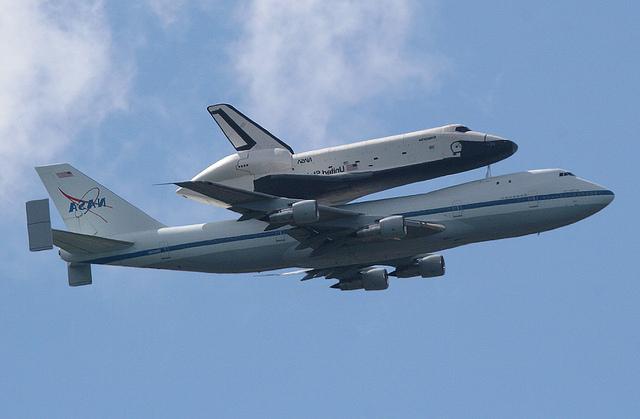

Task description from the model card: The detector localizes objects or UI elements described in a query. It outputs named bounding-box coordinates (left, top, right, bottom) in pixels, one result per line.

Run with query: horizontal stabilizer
left=52, top=229, right=134, bottom=254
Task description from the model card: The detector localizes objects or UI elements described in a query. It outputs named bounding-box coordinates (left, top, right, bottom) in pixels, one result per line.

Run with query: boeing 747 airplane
left=27, top=164, right=613, bottom=290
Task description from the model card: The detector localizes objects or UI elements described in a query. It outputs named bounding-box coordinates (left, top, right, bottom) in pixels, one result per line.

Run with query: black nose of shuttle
left=458, top=137, right=518, bottom=166
left=494, top=139, right=518, bottom=158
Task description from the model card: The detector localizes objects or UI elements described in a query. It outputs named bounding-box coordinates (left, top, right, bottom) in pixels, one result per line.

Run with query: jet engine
left=362, top=268, right=389, bottom=290
left=391, top=254, right=445, bottom=278
left=268, top=200, right=319, bottom=225
left=355, top=215, right=407, bottom=240
left=417, top=255, right=445, bottom=277
left=331, top=267, right=390, bottom=291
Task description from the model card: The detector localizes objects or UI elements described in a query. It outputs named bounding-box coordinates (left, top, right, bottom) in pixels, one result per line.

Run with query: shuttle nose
left=454, top=133, right=518, bottom=170
left=466, top=136, right=518, bottom=163
left=485, top=135, right=518, bottom=156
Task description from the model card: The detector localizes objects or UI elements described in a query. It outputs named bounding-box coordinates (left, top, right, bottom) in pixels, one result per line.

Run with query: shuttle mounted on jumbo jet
left=177, top=104, right=518, bottom=206
left=27, top=164, right=612, bottom=290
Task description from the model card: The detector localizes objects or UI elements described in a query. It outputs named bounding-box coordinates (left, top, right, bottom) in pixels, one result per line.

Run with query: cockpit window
left=454, top=126, right=471, bottom=133
left=559, top=172, right=575, bottom=177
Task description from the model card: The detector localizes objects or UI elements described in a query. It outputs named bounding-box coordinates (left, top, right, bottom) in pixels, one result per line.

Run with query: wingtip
left=153, top=182, right=184, bottom=186
left=207, top=103, right=234, bottom=112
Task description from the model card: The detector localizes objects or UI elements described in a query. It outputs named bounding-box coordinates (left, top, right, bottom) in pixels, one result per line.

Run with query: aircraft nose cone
left=488, top=138, right=518, bottom=160
left=601, top=189, right=615, bottom=207
left=484, top=135, right=518, bottom=157
left=454, top=135, right=518, bottom=168
left=586, top=185, right=614, bottom=213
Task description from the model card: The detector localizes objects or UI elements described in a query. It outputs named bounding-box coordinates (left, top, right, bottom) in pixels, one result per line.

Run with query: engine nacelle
left=391, top=254, right=445, bottom=278
left=362, top=268, right=389, bottom=291
left=356, top=215, right=407, bottom=239
left=417, top=255, right=445, bottom=278
left=331, top=268, right=389, bottom=291
left=380, top=216, right=406, bottom=239
left=268, top=200, right=319, bottom=225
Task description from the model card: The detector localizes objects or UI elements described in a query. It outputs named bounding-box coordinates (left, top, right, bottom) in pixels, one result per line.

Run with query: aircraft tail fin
left=35, top=163, right=165, bottom=238
left=207, top=103, right=294, bottom=154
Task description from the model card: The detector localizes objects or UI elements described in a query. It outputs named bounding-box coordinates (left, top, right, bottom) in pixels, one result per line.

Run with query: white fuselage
left=181, top=124, right=516, bottom=205
left=62, top=169, right=614, bottom=275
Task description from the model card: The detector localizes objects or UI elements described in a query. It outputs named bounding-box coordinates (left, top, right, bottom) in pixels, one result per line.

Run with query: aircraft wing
left=281, top=252, right=441, bottom=290
left=259, top=264, right=384, bottom=290
left=175, top=180, right=444, bottom=249
left=298, top=264, right=373, bottom=282
left=296, top=252, right=431, bottom=281
left=174, top=180, right=294, bottom=213
left=174, top=180, right=359, bottom=222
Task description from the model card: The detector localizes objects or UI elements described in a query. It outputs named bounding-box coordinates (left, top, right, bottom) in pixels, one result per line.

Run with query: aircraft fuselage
left=65, top=169, right=613, bottom=275
left=181, top=125, right=517, bottom=205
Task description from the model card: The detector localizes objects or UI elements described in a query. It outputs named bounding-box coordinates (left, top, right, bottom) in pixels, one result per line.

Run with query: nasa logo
left=297, top=157, right=313, bottom=164
left=58, top=187, right=111, bottom=222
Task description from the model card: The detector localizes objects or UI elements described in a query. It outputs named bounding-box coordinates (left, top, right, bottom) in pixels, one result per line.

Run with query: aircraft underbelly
left=104, top=192, right=607, bottom=276
left=147, top=213, right=537, bottom=273
left=254, top=151, right=507, bottom=204
left=148, top=241, right=293, bottom=273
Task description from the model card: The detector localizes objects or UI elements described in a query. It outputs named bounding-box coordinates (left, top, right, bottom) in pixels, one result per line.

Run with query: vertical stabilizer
left=35, top=164, right=164, bottom=237
left=207, top=104, right=294, bottom=153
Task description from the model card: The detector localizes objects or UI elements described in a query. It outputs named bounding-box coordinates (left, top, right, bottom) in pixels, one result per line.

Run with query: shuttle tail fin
left=35, top=163, right=165, bottom=238
left=207, top=103, right=294, bottom=154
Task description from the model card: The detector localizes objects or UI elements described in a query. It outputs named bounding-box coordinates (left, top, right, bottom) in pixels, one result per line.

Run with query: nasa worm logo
left=58, top=187, right=111, bottom=222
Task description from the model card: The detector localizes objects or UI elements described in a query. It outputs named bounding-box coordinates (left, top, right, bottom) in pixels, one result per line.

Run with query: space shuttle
left=178, top=104, right=518, bottom=206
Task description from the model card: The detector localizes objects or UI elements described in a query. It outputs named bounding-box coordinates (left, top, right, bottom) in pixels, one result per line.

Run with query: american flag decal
left=56, top=171, right=74, bottom=178
left=345, top=163, right=358, bottom=171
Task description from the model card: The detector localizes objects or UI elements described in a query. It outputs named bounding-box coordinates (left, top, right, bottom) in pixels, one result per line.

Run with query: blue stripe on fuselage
left=83, top=190, right=614, bottom=265
left=402, top=189, right=613, bottom=218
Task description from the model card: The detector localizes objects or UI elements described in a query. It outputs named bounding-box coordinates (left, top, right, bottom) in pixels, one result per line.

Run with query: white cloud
left=0, top=0, right=130, bottom=202
left=233, top=0, right=445, bottom=147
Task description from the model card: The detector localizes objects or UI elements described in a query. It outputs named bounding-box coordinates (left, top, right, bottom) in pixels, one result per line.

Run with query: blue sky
left=1, top=1, right=639, bottom=417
